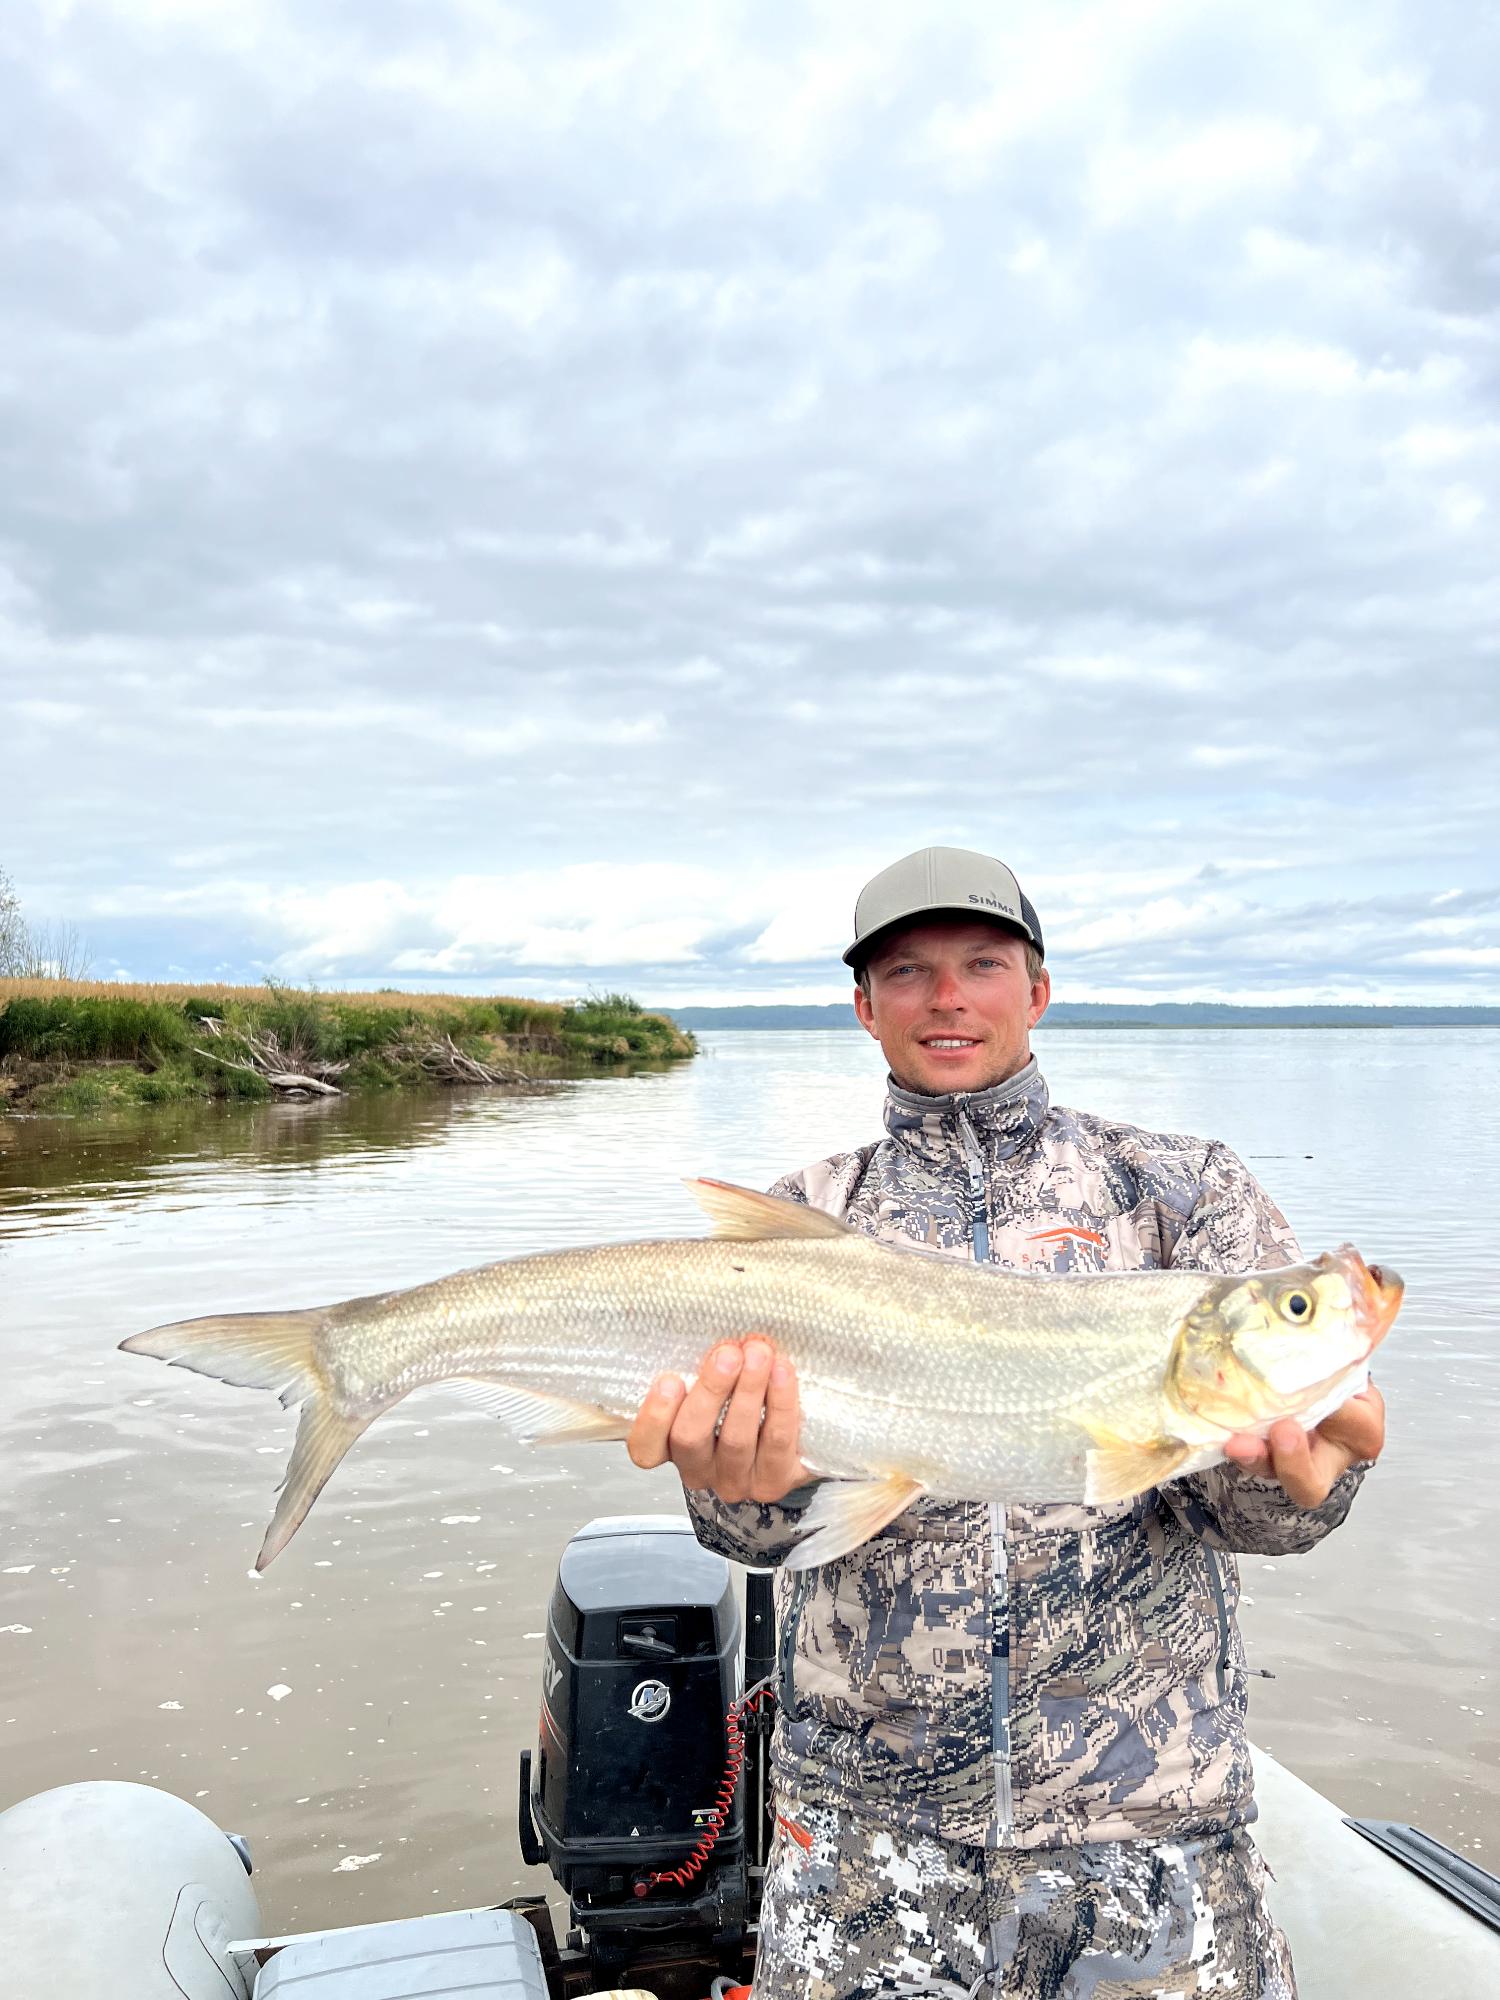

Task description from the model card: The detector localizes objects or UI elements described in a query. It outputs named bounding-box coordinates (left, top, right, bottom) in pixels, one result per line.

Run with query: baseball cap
left=843, top=846, right=1044, bottom=969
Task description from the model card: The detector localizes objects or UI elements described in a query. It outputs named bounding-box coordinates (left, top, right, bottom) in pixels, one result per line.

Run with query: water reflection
left=0, top=1087, right=520, bottom=1233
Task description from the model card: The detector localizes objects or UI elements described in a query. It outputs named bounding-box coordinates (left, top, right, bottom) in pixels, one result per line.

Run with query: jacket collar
left=884, top=1056, right=1050, bottom=1164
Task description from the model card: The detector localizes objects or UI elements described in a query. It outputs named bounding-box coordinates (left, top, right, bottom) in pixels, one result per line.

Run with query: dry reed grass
left=0, top=977, right=566, bottom=1018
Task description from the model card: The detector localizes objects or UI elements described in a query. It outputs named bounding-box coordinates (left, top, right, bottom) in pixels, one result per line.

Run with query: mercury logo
left=628, top=1678, right=671, bottom=1723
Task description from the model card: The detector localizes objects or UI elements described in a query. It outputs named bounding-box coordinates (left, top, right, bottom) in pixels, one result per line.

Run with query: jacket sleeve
left=682, top=1482, right=821, bottom=1567
left=1159, top=1140, right=1371, bottom=1556
left=680, top=1166, right=825, bottom=1569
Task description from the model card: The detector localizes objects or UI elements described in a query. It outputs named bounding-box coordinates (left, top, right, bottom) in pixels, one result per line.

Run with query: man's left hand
left=1221, top=1382, right=1386, bottom=1507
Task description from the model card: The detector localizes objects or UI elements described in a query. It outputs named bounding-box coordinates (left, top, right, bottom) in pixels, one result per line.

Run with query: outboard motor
left=519, top=1515, right=762, bottom=1979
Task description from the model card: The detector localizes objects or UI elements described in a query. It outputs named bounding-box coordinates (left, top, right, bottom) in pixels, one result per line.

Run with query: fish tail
left=256, top=1395, right=373, bottom=1571
left=120, top=1305, right=373, bottom=1569
left=121, top=1305, right=329, bottom=1409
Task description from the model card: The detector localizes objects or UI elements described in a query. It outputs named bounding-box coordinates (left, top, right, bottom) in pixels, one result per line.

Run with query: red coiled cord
left=634, top=1685, right=770, bottom=1896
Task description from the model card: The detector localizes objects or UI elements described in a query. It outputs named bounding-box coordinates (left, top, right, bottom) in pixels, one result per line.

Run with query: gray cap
left=843, top=846, right=1044, bottom=969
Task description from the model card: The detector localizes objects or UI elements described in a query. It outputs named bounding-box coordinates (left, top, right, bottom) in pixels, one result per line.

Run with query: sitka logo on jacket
left=1023, top=1224, right=1108, bottom=1272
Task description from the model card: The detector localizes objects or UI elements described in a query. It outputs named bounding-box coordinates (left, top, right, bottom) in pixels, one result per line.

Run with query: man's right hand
left=626, top=1337, right=810, bottom=1505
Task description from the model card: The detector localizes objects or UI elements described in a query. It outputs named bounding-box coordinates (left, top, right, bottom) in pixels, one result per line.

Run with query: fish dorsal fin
left=684, top=1178, right=855, bottom=1242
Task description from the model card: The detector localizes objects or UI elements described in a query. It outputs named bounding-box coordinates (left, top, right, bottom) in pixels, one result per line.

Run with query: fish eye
left=1279, top=1288, right=1313, bottom=1321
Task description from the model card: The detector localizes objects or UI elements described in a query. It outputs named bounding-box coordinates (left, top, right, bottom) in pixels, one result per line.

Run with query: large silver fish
left=120, top=1178, right=1402, bottom=1572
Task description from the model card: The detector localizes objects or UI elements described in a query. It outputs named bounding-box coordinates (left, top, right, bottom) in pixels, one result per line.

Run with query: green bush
left=0, top=995, right=193, bottom=1062
left=344, top=1051, right=404, bottom=1090
left=29, top=1069, right=128, bottom=1113
left=221, top=1066, right=273, bottom=1102
left=559, top=994, right=693, bottom=1062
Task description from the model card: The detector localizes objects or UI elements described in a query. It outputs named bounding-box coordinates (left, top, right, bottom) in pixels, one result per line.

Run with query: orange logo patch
left=775, top=1809, right=813, bottom=1851
left=1027, top=1226, right=1107, bottom=1248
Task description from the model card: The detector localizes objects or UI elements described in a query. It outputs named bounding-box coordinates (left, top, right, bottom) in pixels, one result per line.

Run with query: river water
left=1, top=1028, right=1496, bottom=1930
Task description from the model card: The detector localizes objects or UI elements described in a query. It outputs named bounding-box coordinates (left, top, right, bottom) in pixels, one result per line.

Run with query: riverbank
left=0, top=981, right=695, bottom=1114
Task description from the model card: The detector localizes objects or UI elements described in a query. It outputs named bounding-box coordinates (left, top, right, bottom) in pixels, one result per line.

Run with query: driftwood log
left=193, top=1018, right=348, bottom=1097
left=192, top=1019, right=527, bottom=1095
left=192, top=1052, right=343, bottom=1097
left=398, top=1032, right=526, bottom=1086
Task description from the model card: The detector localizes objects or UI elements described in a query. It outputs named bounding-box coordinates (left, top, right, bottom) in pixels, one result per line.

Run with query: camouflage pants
left=753, top=1803, right=1296, bottom=2000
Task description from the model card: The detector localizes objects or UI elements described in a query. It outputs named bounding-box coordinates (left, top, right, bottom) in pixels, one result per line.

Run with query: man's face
left=852, top=917, right=1051, bottom=1097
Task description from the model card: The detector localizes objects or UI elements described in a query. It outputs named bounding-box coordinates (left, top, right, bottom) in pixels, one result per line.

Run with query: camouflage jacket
left=686, top=1058, right=1368, bottom=1850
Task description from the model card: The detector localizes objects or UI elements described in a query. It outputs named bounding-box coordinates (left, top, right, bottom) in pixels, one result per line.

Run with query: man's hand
left=1221, top=1382, right=1386, bottom=1507
left=626, top=1337, right=809, bottom=1504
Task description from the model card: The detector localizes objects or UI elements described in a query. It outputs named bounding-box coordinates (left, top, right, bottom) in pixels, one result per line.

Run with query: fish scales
left=319, top=1236, right=1199, bottom=1443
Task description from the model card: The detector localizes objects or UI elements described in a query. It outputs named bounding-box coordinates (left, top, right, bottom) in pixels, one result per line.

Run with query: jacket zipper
left=959, top=1108, right=1009, bottom=1837
left=989, top=1501, right=1015, bottom=1842
left=956, top=1107, right=990, bottom=1265
left=1204, top=1547, right=1232, bottom=1701
left=776, top=1570, right=813, bottom=1715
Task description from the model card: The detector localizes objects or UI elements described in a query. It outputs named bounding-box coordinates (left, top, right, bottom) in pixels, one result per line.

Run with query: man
left=628, top=846, right=1384, bottom=1999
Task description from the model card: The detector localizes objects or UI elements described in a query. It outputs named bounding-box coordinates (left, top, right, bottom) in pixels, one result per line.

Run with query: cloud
left=55, top=861, right=1500, bottom=1008
left=0, top=0, right=1495, bottom=1003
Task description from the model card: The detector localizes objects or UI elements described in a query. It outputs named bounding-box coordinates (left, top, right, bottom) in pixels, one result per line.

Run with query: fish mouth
left=1325, top=1245, right=1404, bottom=1356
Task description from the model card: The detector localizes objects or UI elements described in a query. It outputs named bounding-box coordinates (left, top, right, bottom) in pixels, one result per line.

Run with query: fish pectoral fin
left=451, top=1378, right=632, bottom=1445
left=684, top=1178, right=855, bottom=1242
left=1079, top=1418, right=1191, bottom=1506
left=783, top=1471, right=926, bottom=1572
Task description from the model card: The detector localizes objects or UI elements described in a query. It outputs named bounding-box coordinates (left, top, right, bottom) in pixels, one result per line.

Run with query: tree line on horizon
left=660, top=1000, right=1500, bottom=1029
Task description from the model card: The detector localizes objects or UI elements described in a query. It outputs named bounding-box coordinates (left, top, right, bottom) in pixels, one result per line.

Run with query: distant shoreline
left=660, top=1001, right=1500, bottom=1031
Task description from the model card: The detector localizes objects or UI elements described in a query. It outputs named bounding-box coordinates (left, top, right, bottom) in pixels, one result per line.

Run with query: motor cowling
left=522, top=1515, right=746, bottom=1945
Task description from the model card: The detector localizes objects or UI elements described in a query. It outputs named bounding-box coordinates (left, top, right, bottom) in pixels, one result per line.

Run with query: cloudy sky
left=3, top=0, right=1497, bottom=1004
